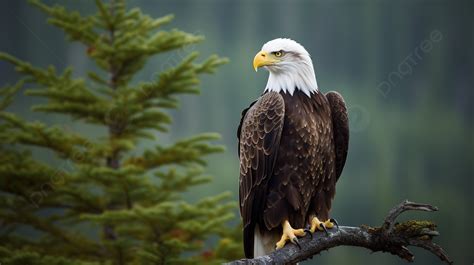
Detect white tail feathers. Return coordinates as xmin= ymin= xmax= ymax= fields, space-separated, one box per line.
xmin=254 ymin=225 xmax=277 ymax=257
xmin=254 ymin=225 xmax=300 ymax=265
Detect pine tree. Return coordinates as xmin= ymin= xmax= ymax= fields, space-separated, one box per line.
xmin=0 ymin=1 xmax=242 ymax=264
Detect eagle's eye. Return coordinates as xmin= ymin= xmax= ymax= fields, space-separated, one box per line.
xmin=273 ymin=50 xmax=284 ymax=57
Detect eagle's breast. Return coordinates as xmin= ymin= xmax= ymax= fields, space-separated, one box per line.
xmin=263 ymin=90 xmax=336 ymax=230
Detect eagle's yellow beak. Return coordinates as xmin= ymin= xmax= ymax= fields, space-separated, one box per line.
xmin=253 ymin=51 xmax=279 ymax=72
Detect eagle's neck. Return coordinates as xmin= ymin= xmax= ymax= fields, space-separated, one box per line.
xmin=264 ymin=60 xmax=318 ymax=97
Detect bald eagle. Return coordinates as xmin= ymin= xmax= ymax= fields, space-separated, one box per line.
xmin=238 ymin=38 xmax=349 ymax=258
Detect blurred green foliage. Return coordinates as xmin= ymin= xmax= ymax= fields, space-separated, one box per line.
xmin=0 ymin=0 xmax=472 ymax=264
xmin=0 ymin=0 xmax=241 ymax=264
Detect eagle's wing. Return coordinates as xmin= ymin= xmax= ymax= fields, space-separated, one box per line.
xmin=325 ymin=91 xmax=349 ymax=180
xmin=237 ymin=92 xmax=285 ymax=258
xmin=237 ymin=100 xmax=257 ymax=157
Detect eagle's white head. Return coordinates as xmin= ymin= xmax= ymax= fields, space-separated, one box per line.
xmin=253 ymin=38 xmax=318 ymax=97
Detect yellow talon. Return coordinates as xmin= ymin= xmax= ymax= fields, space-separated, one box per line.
xmin=324 ymin=219 xmax=334 ymax=229
xmin=310 ymin=217 xmax=335 ymax=233
xmin=275 ymin=220 xmax=306 ymax=249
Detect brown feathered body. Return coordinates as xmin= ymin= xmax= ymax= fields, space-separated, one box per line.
xmin=238 ymin=90 xmax=349 ymax=258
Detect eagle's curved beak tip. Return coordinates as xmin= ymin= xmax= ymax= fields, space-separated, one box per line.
xmin=253 ymin=51 xmax=268 ymax=72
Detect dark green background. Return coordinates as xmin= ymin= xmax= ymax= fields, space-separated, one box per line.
xmin=1 ymin=0 xmax=472 ymax=264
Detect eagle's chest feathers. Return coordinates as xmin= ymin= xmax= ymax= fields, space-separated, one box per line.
xmin=273 ymin=91 xmax=335 ymax=214
xmin=280 ymin=91 xmax=333 ymax=151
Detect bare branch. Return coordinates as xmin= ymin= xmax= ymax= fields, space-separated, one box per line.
xmin=382 ymin=200 xmax=438 ymax=233
xmin=227 ymin=200 xmax=452 ymax=265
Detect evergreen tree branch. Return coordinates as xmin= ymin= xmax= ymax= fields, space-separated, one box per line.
xmin=227 ymin=200 xmax=453 ymax=265
xmin=0 ymin=79 xmax=25 ymax=110
xmin=0 ymin=113 xmax=98 ymax=163
xmin=29 ymin=0 xmax=98 ymax=44
xmin=0 ymin=150 xmax=104 ymax=214
xmin=124 ymin=133 xmax=224 ymax=170
xmin=0 ymin=245 xmax=100 ymax=265
xmin=0 ymin=52 xmax=63 ymax=85
xmin=0 ymin=53 xmax=110 ymax=123
xmin=131 ymin=53 xmax=228 ymax=108
xmin=0 ymin=211 xmax=102 ymax=257
xmin=154 ymin=167 xmax=212 ymax=200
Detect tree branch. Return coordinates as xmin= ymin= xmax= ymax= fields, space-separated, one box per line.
xmin=227 ymin=200 xmax=453 ymax=265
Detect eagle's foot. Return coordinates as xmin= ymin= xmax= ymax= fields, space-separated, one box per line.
xmin=304 ymin=226 xmax=313 ymax=239
xmin=275 ymin=220 xmax=306 ymax=250
xmin=310 ymin=217 xmax=338 ymax=235
xmin=330 ymin=218 xmax=340 ymax=230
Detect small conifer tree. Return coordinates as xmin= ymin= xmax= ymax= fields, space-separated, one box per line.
xmin=0 ymin=0 xmax=242 ymax=264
